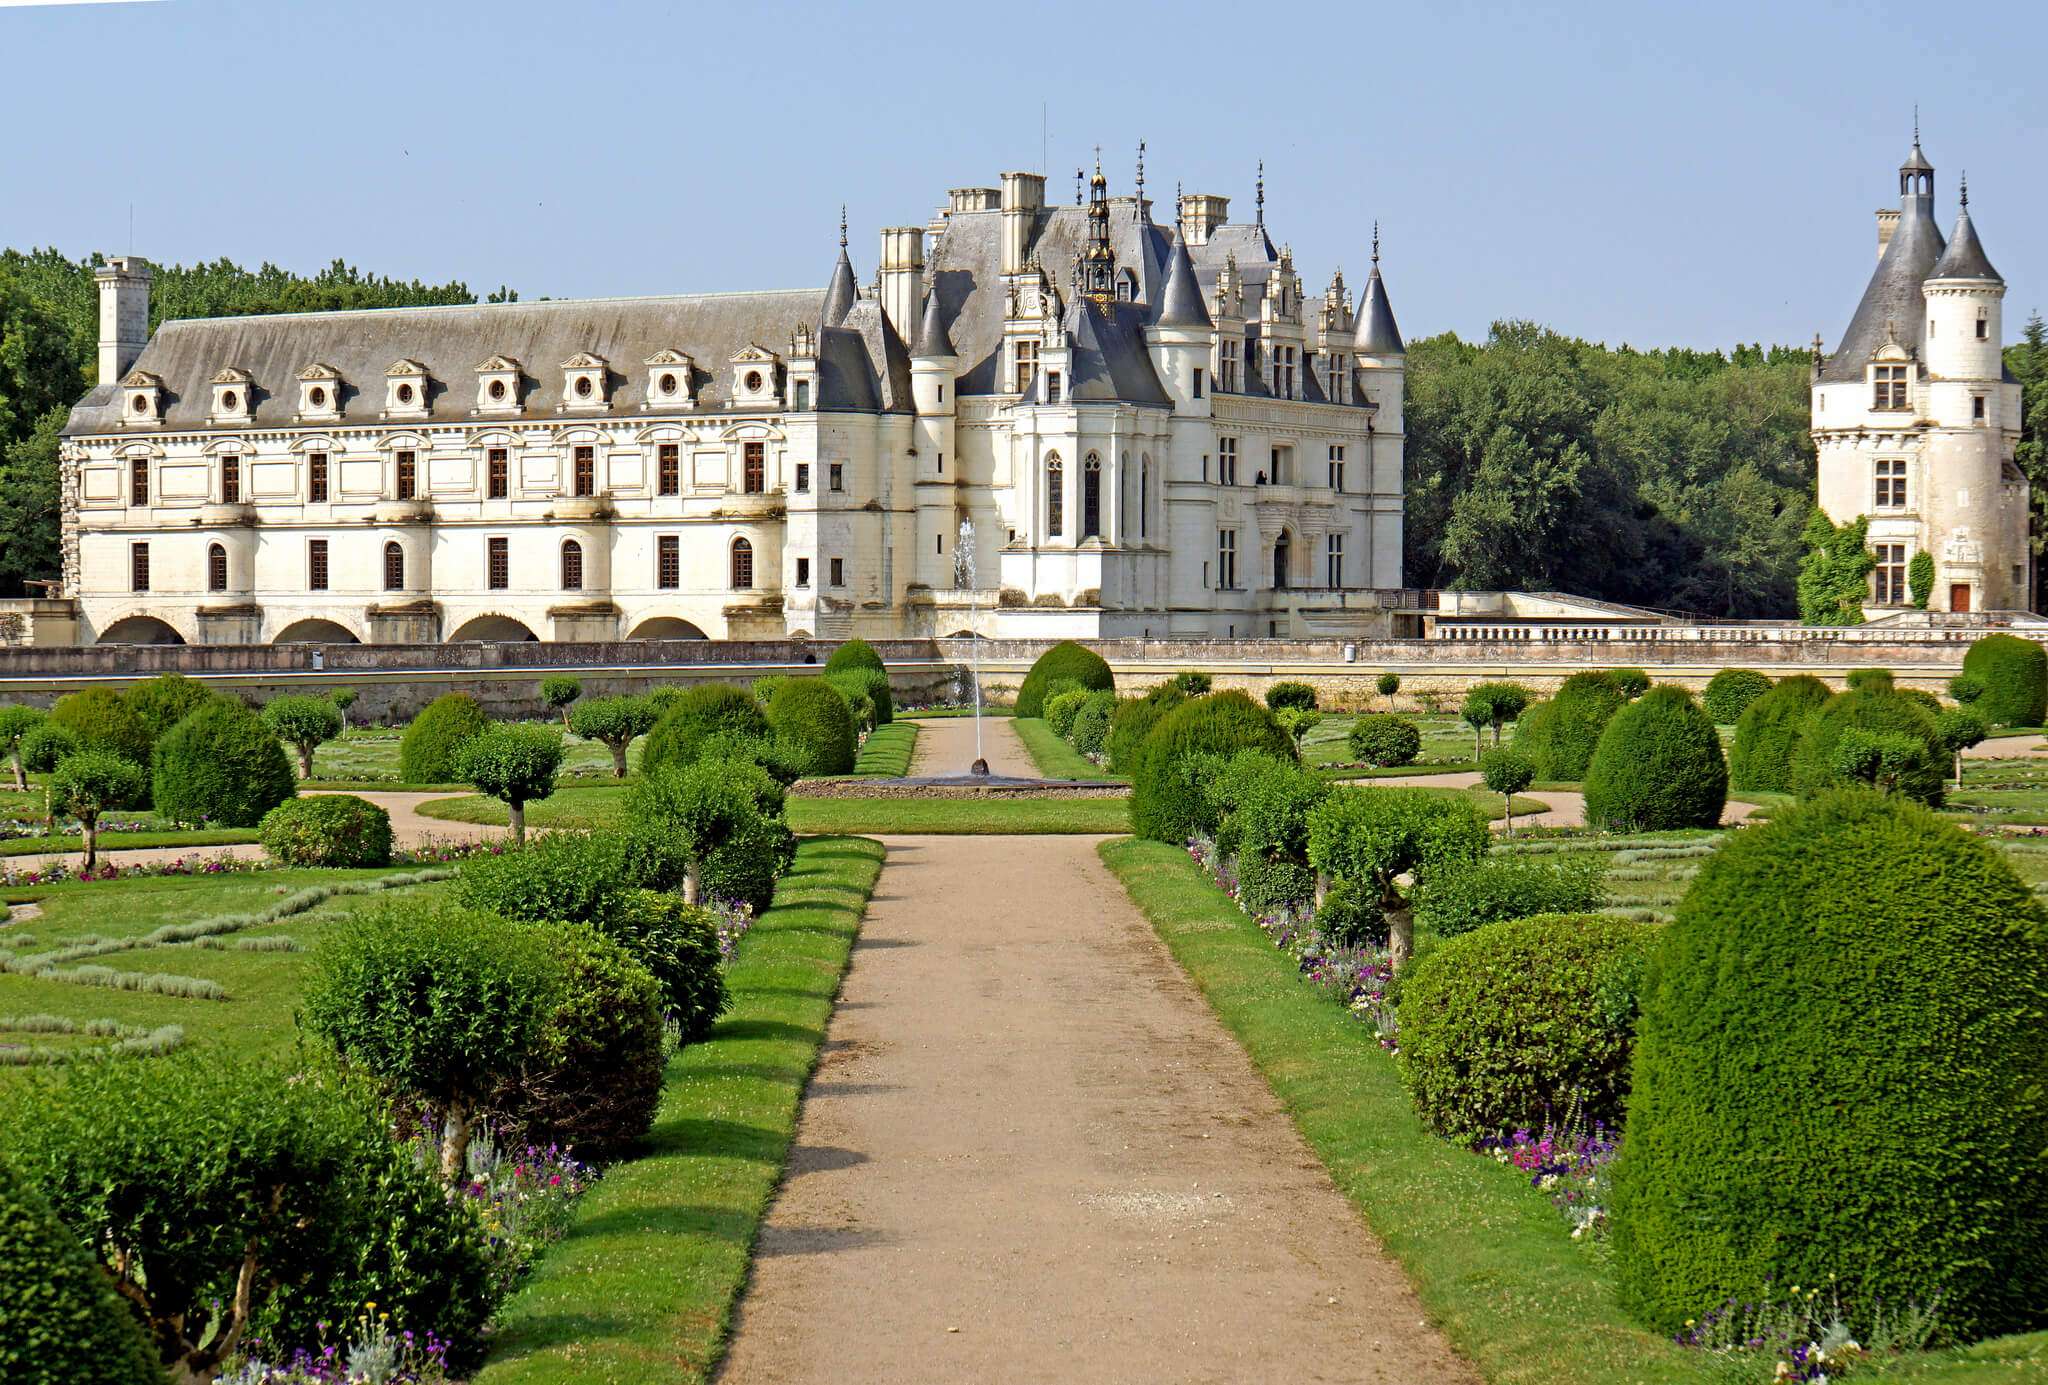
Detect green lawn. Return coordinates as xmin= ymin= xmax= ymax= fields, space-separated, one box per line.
xmin=473 ymin=836 xmax=885 ymax=1384
xmin=416 ymin=782 xmax=1134 ymax=835
xmin=1303 ymin=711 xmax=1477 ymax=776
xmin=851 ymin=721 xmax=917 ymax=777
xmin=1098 ymin=838 xmax=2048 ymax=1384
xmin=306 ymin=722 xmax=640 ymax=789
xmin=0 ymin=827 xmax=260 ymax=858
xmin=1011 ymin=716 xmax=1119 ymax=780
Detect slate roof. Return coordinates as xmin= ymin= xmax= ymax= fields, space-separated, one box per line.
xmin=1062 ymin=299 xmax=1171 ymax=405
xmin=1929 ymin=204 xmax=2001 ymax=282
xmin=1356 ymin=265 xmax=1404 ymax=355
xmin=1154 ymin=231 xmax=1211 ymax=329
xmin=1822 ymin=192 xmax=1945 ymax=384
xmin=912 ymin=286 xmax=956 ymax=357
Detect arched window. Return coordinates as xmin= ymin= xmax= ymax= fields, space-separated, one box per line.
xmin=1082 ymin=454 xmax=1102 ymax=539
xmin=561 ymin=539 xmax=584 ymax=591
xmin=1273 ymin=531 xmax=1292 ymax=590
xmin=383 ymin=541 xmax=405 ymax=592
xmin=1139 ymin=456 xmax=1150 ymax=540
xmin=1045 ymin=453 xmax=1063 ymax=537
xmin=731 ymin=536 xmax=754 ymax=590
xmin=206 ymin=542 xmax=227 ymax=593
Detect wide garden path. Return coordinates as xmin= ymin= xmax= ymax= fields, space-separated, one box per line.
xmin=1363 ymin=770 xmax=1763 ymax=830
xmin=907 ymin=712 xmax=1039 ymax=778
xmin=718 ymin=722 xmax=1471 ymax=1385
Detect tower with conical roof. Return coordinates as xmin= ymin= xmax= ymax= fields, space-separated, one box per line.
xmin=1812 ymin=132 xmax=2028 ymax=614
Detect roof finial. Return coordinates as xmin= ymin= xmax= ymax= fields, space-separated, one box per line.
xmin=1075 ymin=166 xmax=1084 ymax=205
xmin=1093 ymin=144 xmax=1102 ymax=178
xmin=1255 ymin=160 xmax=1265 ymax=226
xmin=1914 ymin=104 xmax=1920 ymax=144
xmin=1961 ymin=170 xmax=1969 ymax=208
xmin=1372 ymin=220 xmax=1381 ymax=268
xmin=838 ymin=206 xmax=847 ymax=250
xmin=1135 ymin=139 xmax=1145 ymax=200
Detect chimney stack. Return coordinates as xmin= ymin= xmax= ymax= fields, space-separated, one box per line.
xmin=878 ymin=227 xmax=925 ymax=340
xmin=1876 ymin=208 xmax=1899 ymax=261
xmin=999 ymin=171 xmax=1045 ymax=275
xmin=96 ymin=256 xmax=152 ymax=385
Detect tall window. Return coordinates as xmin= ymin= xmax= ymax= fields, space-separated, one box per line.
xmin=383 ymin=541 xmax=404 ymax=591
xmin=221 ymin=454 xmax=240 ymax=503
xmin=487 ymin=537 xmax=509 ymax=590
xmin=830 ymin=556 xmax=845 ymax=586
xmin=1014 ymin=338 xmax=1039 ymax=393
xmin=396 ymin=449 xmax=417 ymax=500
xmin=1271 ymin=446 xmax=1292 ymax=485
xmin=1327 ymin=356 xmax=1346 ymax=401
xmin=658 ymin=444 xmax=680 ymax=496
xmin=1046 ymin=370 xmax=1062 ymax=402
xmin=1976 ymin=316 xmax=1989 ymax=340
xmin=1276 ymin=345 xmax=1297 ymax=399
xmin=828 ymin=462 xmax=844 ymax=492
xmin=1045 ymin=453 xmax=1064 ymax=537
xmin=795 ymin=462 xmax=810 ymax=493
xmin=1325 ymin=532 xmax=1344 ymax=589
xmin=1328 ymin=444 xmax=1346 ymax=492
xmin=130 ymin=542 xmax=149 ymax=593
xmin=560 ymin=539 xmax=583 ymax=591
xmin=1139 ymin=458 xmax=1150 ymax=539
xmin=1082 ymin=455 xmax=1102 ymax=538
xmin=308 ymin=451 xmax=328 ymax=503
xmin=1219 ymin=348 xmax=1238 ymax=393
xmin=1874 ymin=459 xmax=1907 ymax=509
xmin=1873 ymin=543 xmax=1907 ymax=604
xmin=573 ymin=445 xmax=595 ymax=497
xmin=1273 ymin=532 xmax=1292 ymax=590
xmin=130 ymin=456 xmax=149 ymax=506
xmin=657 ymin=535 xmax=680 ymax=589
xmin=795 ymin=556 xmax=811 ymax=588
xmin=1193 ymin=367 xmax=1205 ymax=399
xmin=1974 ymin=394 xmax=1988 ymax=423
xmin=1219 ymin=437 xmax=1238 ymax=486
xmin=308 ymin=539 xmax=329 ymax=592
xmin=794 ymin=380 xmax=810 ymax=410
xmin=730 ymin=537 xmax=754 ymax=589
xmin=1216 ymin=529 xmax=1237 ymax=590
xmin=487 ymin=448 xmax=508 ymax=499
xmin=743 ymin=442 xmax=765 ymax=494
xmin=207 ymin=543 xmax=228 ymax=593
xmin=1873 ymin=364 xmax=1908 ymax=410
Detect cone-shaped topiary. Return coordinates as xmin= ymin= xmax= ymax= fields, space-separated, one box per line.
xmin=1961 ymin=632 xmax=2048 ymax=728
xmin=765 ymin=678 xmax=856 ymax=776
xmin=1701 ymin=668 xmax=1772 ymax=725
xmin=1512 ymin=671 xmax=1624 ymax=780
xmin=822 ymin=638 xmax=886 ymax=675
xmin=1610 ymin=790 xmax=2048 ymax=1339
xmin=825 ymin=666 xmax=892 ymax=725
xmin=639 ymin=683 xmax=770 ymax=778
xmin=0 ymin=1154 xmax=165 ymax=1385
xmin=151 ymin=700 xmax=297 ymax=827
xmin=1582 ymin=686 xmax=1727 ymax=831
xmin=1129 ymin=692 xmax=1295 ymax=843
xmin=1727 ymin=674 xmax=1830 ymax=793
xmin=1106 ymin=687 xmax=1185 ymax=773
xmin=397 ymin=693 xmax=488 ymax=784
xmin=49 ymin=688 xmax=153 ymax=768
xmin=1016 ymin=641 xmax=1113 ymax=718
xmin=1789 ymin=687 xmax=1944 ymax=804
xmin=122 ymin=672 xmax=222 ymax=743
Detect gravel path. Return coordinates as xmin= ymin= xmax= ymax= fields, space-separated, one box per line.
xmin=1967 ymin=733 xmax=2048 ymax=758
xmin=908 ymin=713 xmax=1040 ymax=779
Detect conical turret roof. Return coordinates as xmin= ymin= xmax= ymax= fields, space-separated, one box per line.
xmin=1154 ymin=230 xmax=1211 ymax=329
xmin=1929 ymin=190 xmax=2002 ymax=282
xmin=1820 ymin=182 xmax=1946 ymax=383
xmin=912 ymin=287 xmax=956 ymax=358
xmin=1356 ymin=267 xmax=1403 ymax=356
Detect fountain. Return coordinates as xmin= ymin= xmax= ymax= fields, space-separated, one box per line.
xmin=955 ymin=517 xmax=989 ymax=776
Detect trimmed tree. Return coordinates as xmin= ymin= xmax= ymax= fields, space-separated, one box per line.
xmin=1960 ymin=632 xmax=2048 ymax=727
xmin=1582 ymin=686 xmax=1728 ymax=832
xmin=1264 ymin=681 xmax=1318 ymax=712
xmin=1170 ymin=671 xmax=1212 ymax=695
xmin=1727 ymin=673 xmax=1831 ymax=793
xmin=765 ymin=678 xmax=856 ymax=776
xmin=570 ymin=695 xmax=657 ymax=778
xmin=1459 ymin=688 xmax=1491 ymax=762
xmin=150 ymin=701 xmax=296 ymax=828
xmin=540 ymin=674 xmax=583 ymax=726
xmin=1789 ymin=687 xmax=1945 ymax=805
xmin=1701 ymin=668 xmax=1772 ymax=725
xmin=48 ymin=689 xmax=152 ymax=768
xmin=397 ymin=693 xmax=489 ymax=785
xmin=1376 ymin=671 xmax=1401 ymax=709
xmin=1610 ymin=791 xmax=2048 ymax=1339
xmin=121 ymin=673 xmax=219 ymax=743
xmin=1480 ymin=746 xmax=1535 ymax=837
xmin=823 ymin=638 xmax=886 ymax=675
xmin=639 ymin=683 xmax=770 ymax=778
xmin=1016 ymin=641 xmax=1114 ymax=718
xmin=0 ymin=705 xmax=43 ymax=791
xmin=49 ymin=751 xmax=146 ymax=871
xmin=629 ymin=758 xmax=782 ymax=905
xmin=260 ymin=694 xmax=344 ymax=778
xmin=1305 ymin=787 xmax=1488 ymax=971
xmin=1129 ymin=692 xmax=1296 ymax=844
xmin=1106 ymin=687 xmax=1186 ymax=775
xmin=1935 ymin=705 xmax=1990 ymax=789
xmin=1608 ymin=668 xmax=1650 ymax=700
xmin=1348 ymin=714 xmax=1421 ymax=768
xmin=329 ymin=686 xmax=357 ymax=731
xmin=1513 ymin=672 xmax=1624 ymax=780
xmin=451 ymin=723 xmax=565 ymax=844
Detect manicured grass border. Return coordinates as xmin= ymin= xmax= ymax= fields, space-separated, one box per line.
xmin=1012 ymin=716 xmax=1121 ymax=780
xmin=474 ymin=835 xmax=885 ymax=1384
xmin=0 ymin=827 xmax=259 ymax=857
xmin=851 ymin=721 xmax=917 ymax=777
xmin=1099 ymin=838 xmax=2048 ymax=1385
xmin=788 ymin=795 xmax=1129 ymax=835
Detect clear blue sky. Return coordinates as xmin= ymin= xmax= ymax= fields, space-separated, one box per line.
xmin=3 ymin=0 xmax=2042 ymax=350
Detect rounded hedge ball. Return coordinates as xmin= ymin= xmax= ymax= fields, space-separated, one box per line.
xmin=1016 ymin=642 xmax=1114 ymax=719
xmin=1609 ymin=789 xmax=2048 ymax=1339
xmin=765 ymin=678 xmax=857 ymax=777
xmin=1129 ymin=692 xmax=1295 ymax=844
xmin=1581 ymin=685 xmax=1727 ymax=831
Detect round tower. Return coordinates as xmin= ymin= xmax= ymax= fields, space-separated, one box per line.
xmin=1922 ymin=177 xmax=2005 ymax=385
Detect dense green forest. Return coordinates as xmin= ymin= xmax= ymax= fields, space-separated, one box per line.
xmin=0 ymin=249 xmax=2040 ymax=615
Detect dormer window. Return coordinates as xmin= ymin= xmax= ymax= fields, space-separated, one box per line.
xmin=475 ymin=356 xmax=522 ymax=414
xmin=560 ymin=352 xmax=609 ymax=411
xmin=729 ymin=345 xmax=781 ymax=407
xmin=209 ymin=367 xmax=254 ymax=424
xmin=120 ymin=371 xmax=164 ymax=425
xmin=297 ymin=363 xmax=342 ymax=421
xmin=644 ymin=349 xmax=695 ymax=408
xmin=384 ymin=360 xmax=430 ymax=419
xmin=1873 ymin=363 xmax=1909 ymax=410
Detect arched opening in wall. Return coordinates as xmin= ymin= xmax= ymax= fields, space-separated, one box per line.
xmin=560 ymin=539 xmax=584 ymax=591
xmin=730 ymin=537 xmax=754 ymax=590
xmin=1139 ymin=456 xmax=1150 ymax=540
xmin=628 ymin=616 xmax=710 ymax=640
xmin=1273 ymin=531 xmax=1293 ymax=591
xmin=1045 ymin=453 xmax=1063 ymax=537
xmin=99 ymin=615 xmax=185 ymax=646
xmin=1082 ymin=454 xmax=1102 ymax=538
xmin=207 ymin=543 xmax=228 ymax=593
xmin=383 ymin=542 xmax=405 ymax=592
xmin=273 ymin=618 xmax=360 ymax=645
xmin=447 ymin=614 xmax=539 ymax=643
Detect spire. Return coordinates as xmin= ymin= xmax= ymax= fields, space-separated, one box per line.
xmin=1255 ymin=160 xmax=1265 ymax=226
xmin=1155 ymin=229 xmax=1211 ymax=329
xmin=913 ymin=277 xmax=956 ymax=358
xmin=1080 ymin=152 xmax=1117 ymax=302
xmin=1929 ymin=176 xmax=2003 ymax=282
xmin=1135 ymin=139 xmax=1145 ymax=201
xmin=821 ymin=209 xmax=857 ymax=328
xmin=1356 ymin=225 xmax=1404 ymax=356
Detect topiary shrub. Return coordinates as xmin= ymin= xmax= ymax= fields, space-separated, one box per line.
xmin=1314 ymin=877 xmax=1384 ymax=948
xmin=1896 ymin=686 xmax=1941 ymax=714
xmin=1608 ymin=668 xmax=1651 ymax=699
xmin=626 ymin=758 xmax=794 ymax=909
xmin=539 ymin=674 xmax=582 ymax=725
xmin=1347 ymin=714 xmax=1421 ymax=767
xmin=1396 ymin=914 xmax=1659 ymax=1143
xmin=1106 ymin=687 xmax=1185 ymax=774
xmin=1610 ymin=791 xmax=2048 ymax=1339
xmin=47 ymin=751 xmax=142 ymax=870
xmin=1265 ymin=681 xmax=1318 ymax=712
xmin=639 ymin=682 xmax=770 ymax=778
xmin=1306 ymin=787 xmax=1489 ymax=969
xmin=1513 ymin=672 xmax=1624 ymax=780
xmin=487 ymin=921 xmax=664 ymax=1156
xmin=260 ymin=694 xmax=344 ymax=778
xmin=1948 ymin=672 xmax=1987 ymax=706
xmin=570 ymin=694 xmax=657 ymax=778
xmin=1069 ymin=690 xmax=1115 ymax=758
xmin=49 ymin=689 xmax=152 ymax=767
xmin=1936 ymin=704 xmax=1990 ymax=788
xmin=699 ymin=812 xmax=796 ymax=916
xmin=1479 ymin=746 xmax=1537 ymax=837
xmin=452 ymin=723 xmax=565 ymax=844
xmin=765 ymin=678 xmax=856 ymax=776
xmin=150 ymin=700 xmax=296 ymax=828
xmin=1044 ymin=688 xmax=1090 ymax=740
xmin=1170 ymin=671 xmax=1212 ymax=695
xmin=1413 ymin=856 xmax=1607 ymax=938
xmin=826 ymin=665 xmax=892 ymax=725
xmin=1961 ymin=632 xmax=2048 ymax=728
xmin=1582 ymin=686 xmax=1728 ymax=831
xmin=610 ymin=891 xmax=729 ymax=1040
xmin=20 ymin=723 xmax=77 ymax=776
xmin=823 ymin=638 xmax=886 ymax=675
xmin=1727 ymin=674 xmax=1831 ymax=793
xmin=1016 ymin=641 xmax=1113 ymax=718
xmin=1701 ymin=668 xmax=1772 ymax=725
xmin=1130 ymin=692 xmax=1296 ymax=844
xmin=1789 ymin=687 xmax=1944 ymax=805
xmin=0 ymin=705 xmax=42 ymax=791
xmin=122 ymin=673 xmax=221 ymax=744
xmin=0 ymin=1153 xmax=164 ymax=1385
xmin=259 ymin=795 xmax=393 ymax=867
xmin=1845 ymin=667 xmax=1895 ymax=692
xmin=457 ymin=830 xmax=627 ymax=927
xmin=397 ymin=693 xmax=488 ymax=785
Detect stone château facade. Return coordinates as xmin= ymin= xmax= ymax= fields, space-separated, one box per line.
xmin=59 ymin=159 xmax=1407 ymax=646
xmin=1812 ymin=132 xmax=2028 ymax=615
